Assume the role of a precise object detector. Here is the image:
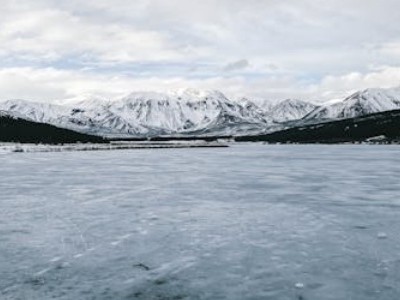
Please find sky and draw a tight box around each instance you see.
[1,0,400,103]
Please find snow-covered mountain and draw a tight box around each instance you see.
[2,87,399,138]
[0,99,115,135]
[266,99,318,122]
[237,98,317,122]
[0,89,272,137]
[109,90,270,134]
[304,87,400,121]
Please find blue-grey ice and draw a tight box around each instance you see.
[1,144,400,299]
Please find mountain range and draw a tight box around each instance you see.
[1,87,400,138]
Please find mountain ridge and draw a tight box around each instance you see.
[1,87,400,137]
[304,87,400,121]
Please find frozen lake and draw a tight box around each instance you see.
[1,144,400,300]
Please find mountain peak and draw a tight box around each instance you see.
[305,86,400,120]
[121,91,169,102]
[57,94,112,108]
[167,88,228,101]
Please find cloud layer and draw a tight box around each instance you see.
[1,0,400,102]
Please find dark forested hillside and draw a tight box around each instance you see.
[0,115,106,144]
[235,109,400,143]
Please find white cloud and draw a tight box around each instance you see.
[1,0,400,101]
[314,67,400,100]
[0,7,201,63]
[379,42,400,58]
[223,59,250,72]
[0,66,399,103]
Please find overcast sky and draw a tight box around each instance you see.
[1,0,400,102]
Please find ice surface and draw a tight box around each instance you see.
[1,144,400,299]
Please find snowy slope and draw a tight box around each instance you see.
[305,87,400,121]
[0,99,116,135]
[267,99,318,122]
[256,99,276,113]
[0,99,70,122]
[0,110,15,118]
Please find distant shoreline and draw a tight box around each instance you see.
[0,141,228,153]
